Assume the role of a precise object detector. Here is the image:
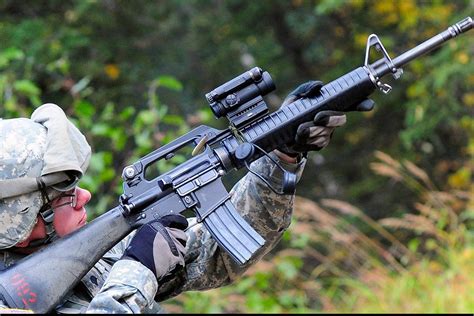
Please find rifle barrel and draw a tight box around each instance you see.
[373,16,473,77]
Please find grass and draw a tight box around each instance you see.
[325,247,474,313]
[162,151,473,313]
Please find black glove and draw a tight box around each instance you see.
[278,80,375,156]
[122,214,189,279]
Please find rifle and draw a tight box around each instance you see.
[0,17,471,313]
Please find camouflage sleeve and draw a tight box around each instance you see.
[52,233,165,314]
[85,259,158,314]
[155,152,306,301]
[83,233,168,314]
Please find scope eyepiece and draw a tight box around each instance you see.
[206,67,275,119]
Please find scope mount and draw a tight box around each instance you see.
[205,67,275,128]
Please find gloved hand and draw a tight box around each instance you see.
[122,214,188,280]
[278,80,375,157]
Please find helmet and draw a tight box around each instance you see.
[0,104,91,249]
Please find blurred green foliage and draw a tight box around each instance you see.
[1,0,471,218]
[0,0,472,312]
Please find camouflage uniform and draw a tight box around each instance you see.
[0,153,306,313]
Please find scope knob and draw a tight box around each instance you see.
[249,67,263,82]
[225,93,239,106]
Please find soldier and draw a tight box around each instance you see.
[0,81,349,313]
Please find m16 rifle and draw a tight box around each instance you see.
[0,16,471,313]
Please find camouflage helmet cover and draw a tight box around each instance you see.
[0,118,54,248]
[0,104,91,249]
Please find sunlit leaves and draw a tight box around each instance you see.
[104,64,120,80]
[153,75,183,92]
[13,80,41,105]
[0,47,24,68]
[74,99,96,119]
[447,167,471,190]
[314,0,347,15]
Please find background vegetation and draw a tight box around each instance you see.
[0,0,472,313]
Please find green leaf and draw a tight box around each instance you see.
[276,257,302,280]
[119,106,135,120]
[110,129,128,151]
[74,100,96,118]
[137,109,159,126]
[13,80,40,96]
[198,108,214,123]
[156,75,183,91]
[0,47,24,68]
[91,123,110,136]
[408,238,421,252]
[162,114,185,126]
[291,232,310,249]
[315,0,347,15]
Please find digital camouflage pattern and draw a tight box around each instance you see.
[83,259,159,314]
[155,153,306,300]
[0,118,60,249]
[0,153,305,313]
[0,102,92,250]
